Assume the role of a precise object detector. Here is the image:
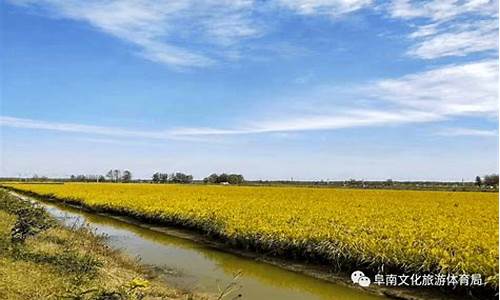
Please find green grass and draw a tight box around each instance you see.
[0,190,209,300]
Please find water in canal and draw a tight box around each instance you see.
[39,200,386,300]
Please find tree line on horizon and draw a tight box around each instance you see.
[12,171,499,189]
[152,172,193,184]
[203,173,244,184]
[65,170,246,185]
[475,174,499,187]
[68,169,132,182]
[151,172,245,184]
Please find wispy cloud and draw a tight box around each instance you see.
[276,0,372,16]
[7,0,403,69]
[0,109,441,138]
[183,59,498,135]
[167,109,441,136]
[3,59,497,138]
[387,0,497,22]
[387,0,498,59]
[407,19,499,59]
[367,59,498,116]
[7,0,261,68]
[9,0,496,66]
[0,116,238,142]
[434,127,498,137]
[0,116,171,139]
[161,60,497,136]
[7,0,375,68]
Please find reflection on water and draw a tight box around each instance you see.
[41,201,385,300]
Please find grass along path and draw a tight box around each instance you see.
[0,189,211,300]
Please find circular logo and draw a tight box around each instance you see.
[351,270,371,287]
[351,270,365,283]
[358,276,371,287]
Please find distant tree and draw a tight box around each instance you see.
[70,175,76,181]
[31,174,50,182]
[153,172,169,183]
[202,173,244,184]
[483,174,499,186]
[105,169,128,182]
[76,175,86,181]
[347,179,358,186]
[98,175,106,182]
[475,176,482,187]
[113,169,121,182]
[152,172,160,183]
[159,173,168,183]
[106,170,114,181]
[227,174,244,184]
[203,173,219,184]
[122,170,132,182]
[171,172,193,184]
[218,173,229,183]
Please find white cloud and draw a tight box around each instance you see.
[408,23,439,38]
[387,0,499,59]
[277,0,372,16]
[368,59,498,116]
[175,59,498,135]
[6,0,381,68]
[0,116,171,139]
[434,127,498,137]
[388,0,497,22]
[7,0,498,65]
[3,60,495,138]
[167,109,441,135]
[407,19,499,59]
[248,109,441,132]
[0,109,440,138]
[0,116,241,141]
[7,0,259,68]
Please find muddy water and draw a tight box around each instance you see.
[38,200,386,300]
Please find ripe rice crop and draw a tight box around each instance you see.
[3,183,498,287]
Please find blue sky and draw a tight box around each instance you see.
[1,0,498,180]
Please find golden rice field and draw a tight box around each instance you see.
[3,183,498,287]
